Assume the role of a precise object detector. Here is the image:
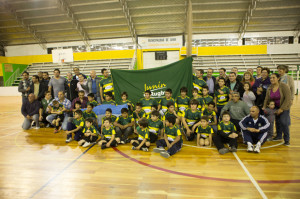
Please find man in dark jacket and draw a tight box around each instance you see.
[38,72,51,100]
[66,72,78,102]
[239,106,270,153]
[21,93,41,130]
[18,71,32,104]
[226,72,244,99]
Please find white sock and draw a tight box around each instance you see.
[256,141,261,148]
[247,142,253,147]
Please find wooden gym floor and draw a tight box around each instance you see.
[0,96,299,199]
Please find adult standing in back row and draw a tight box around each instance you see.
[100,68,114,102]
[48,69,66,98]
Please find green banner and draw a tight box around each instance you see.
[111,57,193,104]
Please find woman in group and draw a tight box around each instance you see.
[277,65,295,102]
[263,73,291,146]
[242,72,255,87]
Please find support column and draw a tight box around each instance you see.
[186,0,192,57]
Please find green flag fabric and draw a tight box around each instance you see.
[111,57,193,105]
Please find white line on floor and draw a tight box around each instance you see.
[233,152,268,199]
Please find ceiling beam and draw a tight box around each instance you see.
[57,0,90,48]
[0,0,47,49]
[119,0,137,43]
[238,0,259,39]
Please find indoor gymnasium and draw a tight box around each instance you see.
[0,0,300,198]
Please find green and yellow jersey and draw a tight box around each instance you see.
[162,110,178,121]
[165,125,182,142]
[73,117,85,128]
[102,126,116,139]
[82,126,98,135]
[136,126,150,141]
[115,115,134,125]
[148,118,164,135]
[100,76,114,95]
[133,110,146,122]
[193,78,207,95]
[202,95,214,107]
[87,100,98,107]
[83,110,97,119]
[102,99,116,105]
[201,108,216,124]
[51,104,64,114]
[215,86,230,106]
[138,98,158,115]
[159,97,177,113]
[41,98,52,112]
[196,125,214,138]
[217,121,236,134]
[118,100,134,115]
[182,109,202,127]
[192,96,204,109]
[176,96,190,116]
[101,115,117,125]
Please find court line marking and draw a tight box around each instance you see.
[233,152,268,199]
[0,131,22,138]
[183,141,284,151]
[28,143,96,199]
[113,147,300,184]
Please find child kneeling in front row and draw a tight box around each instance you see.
[196,116,213,147]
[78,118,99,147]
[99,118,120,149]
[65,110,85,143]
[212,111,238,155]
[131,118,151,152]
[153,115,183,158]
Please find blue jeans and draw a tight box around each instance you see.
[22,114,39,130]
[275,110,290,142]
[46,114,69,130]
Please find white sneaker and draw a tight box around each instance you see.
[82,142,91,148]
[153,147,166,153]
[247,144,254,152]
[160,151,170,158]
[65,138,72,143]
[142,147,149,152]
[34,126,40,129]
[254,145,261,153]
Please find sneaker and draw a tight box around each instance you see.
[284,142,290,146]
[229,146,237,152]
[273,137,282,141]
[247,144,254,152]
[120,140,125,144]
[142,147,149,152]
[254,145,260,153]
[34,126,40,130]
[46,124,50,128]
[153,147,166,153]
[82,142,91,147]
[131,146,136,150]
[54,129,58,134]
[267,137,273,141]
[218,148,229,155]
[125,138,131,144]
[160,151,170,158]
[65,138,72,143]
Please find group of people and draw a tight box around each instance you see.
[19,65,294,158]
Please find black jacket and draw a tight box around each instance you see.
[66,79,79,102]
[226,80,244,98]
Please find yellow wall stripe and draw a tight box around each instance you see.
[197,45,267,56]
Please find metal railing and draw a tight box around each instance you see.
[5,68,20,86]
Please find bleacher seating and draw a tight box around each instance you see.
[12,58,133,86]
[193,54,300,73]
